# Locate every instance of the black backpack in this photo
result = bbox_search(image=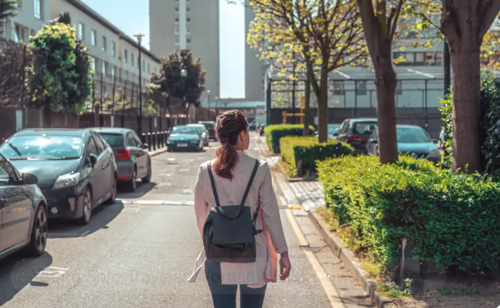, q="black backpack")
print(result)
[203,160,262,263]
